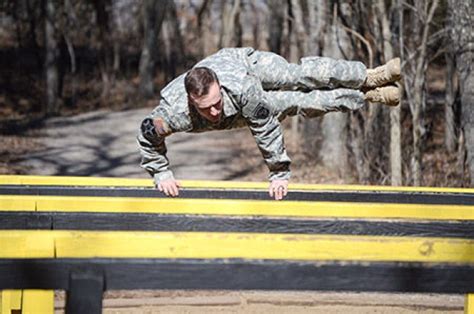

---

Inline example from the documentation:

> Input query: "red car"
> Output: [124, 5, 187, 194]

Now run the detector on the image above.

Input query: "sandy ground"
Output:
[15, 108, 466, 313]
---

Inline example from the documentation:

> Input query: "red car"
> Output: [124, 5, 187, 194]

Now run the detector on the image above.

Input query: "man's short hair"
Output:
[184, 67, 219, 98]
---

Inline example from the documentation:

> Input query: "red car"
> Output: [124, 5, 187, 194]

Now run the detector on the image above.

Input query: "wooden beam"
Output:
[1, 230, 474, 263]
[1, 175, 473, 193]
[2, 212, 474, 239]
[1, 195, 474, 220]
[1, 186, 473, 204]
[1, 258, 473, 293]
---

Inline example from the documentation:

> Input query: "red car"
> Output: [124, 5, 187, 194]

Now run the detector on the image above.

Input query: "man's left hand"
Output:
[269, 179, 288, 201]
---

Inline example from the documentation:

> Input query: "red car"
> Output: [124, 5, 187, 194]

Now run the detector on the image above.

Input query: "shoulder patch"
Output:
[141, 118, 156, 139]
[141, 117, 172, 139]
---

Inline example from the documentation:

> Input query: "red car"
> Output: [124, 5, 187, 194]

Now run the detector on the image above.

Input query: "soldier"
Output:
[138, 47, 401, 200]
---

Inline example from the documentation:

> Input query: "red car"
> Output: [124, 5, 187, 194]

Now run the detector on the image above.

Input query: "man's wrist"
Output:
[153, 171, 175, 186]
[269, 170, 291, 181]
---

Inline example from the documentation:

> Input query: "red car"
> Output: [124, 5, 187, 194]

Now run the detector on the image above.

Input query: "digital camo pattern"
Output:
[137, 47, 367, 184]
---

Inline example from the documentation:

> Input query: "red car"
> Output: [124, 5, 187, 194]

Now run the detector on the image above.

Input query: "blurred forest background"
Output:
[0, 0, 472, 187]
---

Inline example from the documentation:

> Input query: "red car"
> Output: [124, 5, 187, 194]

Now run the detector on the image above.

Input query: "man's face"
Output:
[189, 82, 223, 124]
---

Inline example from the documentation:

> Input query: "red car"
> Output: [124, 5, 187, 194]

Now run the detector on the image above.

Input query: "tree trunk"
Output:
[139, 0, 167, 98]
[166, 0, 185, 75]
[197, 0, 213, 58]
[93, 0, 114, 99]
[302, 0, 326, 155]
[267, 0, 286, 54]
[402, 0, 439, 186]
[44, 0, 59, 116]
[26, 0, 42, 69]
[320, 6, 352, 180]
[375, 0, 401, 186]
[449, 0, 474, 185]
[250, 2, 261, 49]
[289, 0, 307, 144]
[219, 0, 241, 48]
[445, 51, 457, 153]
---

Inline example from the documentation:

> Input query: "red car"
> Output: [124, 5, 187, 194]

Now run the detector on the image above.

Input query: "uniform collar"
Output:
[221, 87, 238, 117]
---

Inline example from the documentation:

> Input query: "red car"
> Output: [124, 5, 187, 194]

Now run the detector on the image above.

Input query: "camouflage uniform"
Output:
[137, 47, 367, 184]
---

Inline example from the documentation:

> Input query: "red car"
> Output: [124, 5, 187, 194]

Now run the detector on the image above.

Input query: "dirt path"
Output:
[19, 107, 260, 180]
[17, 108, 464, 313]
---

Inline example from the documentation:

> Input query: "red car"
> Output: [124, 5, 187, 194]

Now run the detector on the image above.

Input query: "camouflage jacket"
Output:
[137, 48, 291, 184]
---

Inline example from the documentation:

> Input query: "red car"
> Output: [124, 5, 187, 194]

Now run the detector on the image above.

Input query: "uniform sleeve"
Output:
[137, 114, 175, 185]
[240, 75, 291, 181]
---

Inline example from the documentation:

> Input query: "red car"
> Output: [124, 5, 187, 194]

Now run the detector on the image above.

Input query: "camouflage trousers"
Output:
[246, 50, 367, 120]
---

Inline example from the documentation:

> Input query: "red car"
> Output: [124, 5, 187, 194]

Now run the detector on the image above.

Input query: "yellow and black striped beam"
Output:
[0, 230, 473, 293]
[2, 174, 474, 193]
[1, 187, 474, 220]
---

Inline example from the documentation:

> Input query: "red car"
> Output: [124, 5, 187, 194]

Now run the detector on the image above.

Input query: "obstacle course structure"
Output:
[1, 175, 473, 313]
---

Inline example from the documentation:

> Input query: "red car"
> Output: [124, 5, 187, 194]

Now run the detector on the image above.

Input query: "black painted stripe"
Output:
[0, 258, 473, 293]
[2, 212, 474, 238]
[1, 185, 474, 205]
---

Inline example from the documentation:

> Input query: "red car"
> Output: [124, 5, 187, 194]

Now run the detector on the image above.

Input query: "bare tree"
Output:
[44, 0, 60, 115]
[161, 0, 186, 81]
[400, 0, 439, 186]
[448, 0, 474, 185]
[219, 0, 241, 48]
[319, 4, 352, 180]
[139, 0, 167, 98]
[92, 0, 115, 99]
[302, 0, 326, 156]
[62, 0, 78, 107]
[267, 0, 286, 54]
[444, 48, 457, 153]
[375, 0, 402, 186]
[196, 0, 213, 58]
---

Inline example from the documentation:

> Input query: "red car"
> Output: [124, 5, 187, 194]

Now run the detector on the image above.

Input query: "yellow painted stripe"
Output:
[1, 195, 473, 220]
[0, 228, 55, 314]
[22, 290, 53, 314]
[1, 175, 473, 193]
[1, 230, 474, 263]
[0, 175, 152, 188]
[0, 196, 36, 211]
[0, 230, 55, 258]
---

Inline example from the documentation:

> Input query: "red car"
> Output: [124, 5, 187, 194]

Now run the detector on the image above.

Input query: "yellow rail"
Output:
[1, 175, 473, 193]
[1, 230, 474, 263]
[1, 195, 474, 220]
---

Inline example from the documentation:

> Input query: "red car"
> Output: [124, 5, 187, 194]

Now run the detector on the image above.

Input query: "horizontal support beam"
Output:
[1, 186, 473, 204]
[1, 195, 473, 220]
[2, 212, 474, 239]
[2, 175, 473, 194]
[1, 230, 474, 263]
[0, 258, 473, 293]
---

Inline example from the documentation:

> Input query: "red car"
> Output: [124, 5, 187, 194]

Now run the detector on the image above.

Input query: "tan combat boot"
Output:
[364, 58, 401, 88]
[364, 85, 400, 107]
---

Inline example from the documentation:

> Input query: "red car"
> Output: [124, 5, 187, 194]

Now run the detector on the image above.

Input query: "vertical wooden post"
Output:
[66, 269, 104, 314]
[22, 290, 54, 314]
[466, 294, 474, 314]
[1, 290, 22, 314]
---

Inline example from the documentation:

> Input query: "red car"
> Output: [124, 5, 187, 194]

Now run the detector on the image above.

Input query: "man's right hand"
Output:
[157, 179, 181, 197]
